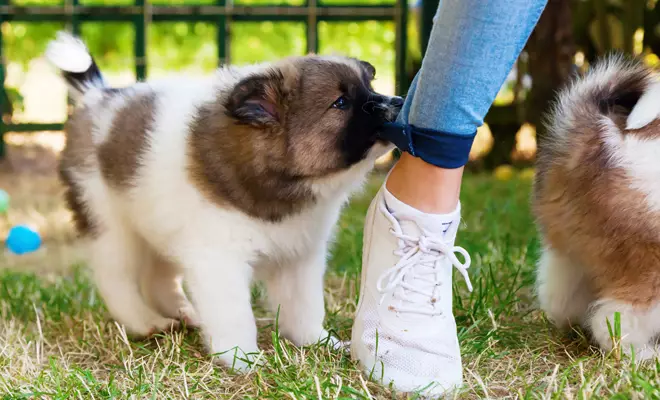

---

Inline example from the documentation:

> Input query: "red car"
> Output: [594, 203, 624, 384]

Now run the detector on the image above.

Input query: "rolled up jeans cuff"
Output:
[380, 122, 476, 169]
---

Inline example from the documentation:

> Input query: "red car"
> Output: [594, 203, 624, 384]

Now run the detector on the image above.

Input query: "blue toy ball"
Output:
[6, 225, 41, 255]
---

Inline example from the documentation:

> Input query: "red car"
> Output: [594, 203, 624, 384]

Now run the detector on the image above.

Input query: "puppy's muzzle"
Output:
[385, 96, 404, 122]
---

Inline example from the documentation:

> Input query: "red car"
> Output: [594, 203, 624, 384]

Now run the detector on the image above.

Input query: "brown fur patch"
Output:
[286, 58, 364, 174]
[625, 118, 660, 137]
[59, 107, 99, 236]
[188, 61, 316, 222]
[98, 90, 157, 188]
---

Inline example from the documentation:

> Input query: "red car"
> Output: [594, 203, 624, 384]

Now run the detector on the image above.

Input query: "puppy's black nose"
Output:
[390, 96, 404, 108]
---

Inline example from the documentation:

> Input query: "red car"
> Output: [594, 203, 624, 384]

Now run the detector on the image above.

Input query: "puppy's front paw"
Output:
[123, 316, 181, 339]
[317, 329, 349, 351]
[286, 327, 347, 351]
[177, 306, 201, 329]
[211, 346, 262, 373]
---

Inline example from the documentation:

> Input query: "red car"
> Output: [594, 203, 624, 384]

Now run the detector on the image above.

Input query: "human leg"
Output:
[352, 0, 547, 395]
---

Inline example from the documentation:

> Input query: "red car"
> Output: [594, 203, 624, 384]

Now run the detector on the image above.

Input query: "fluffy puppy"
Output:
[45, 31, 401, 370]
[534, 55, 660, 359]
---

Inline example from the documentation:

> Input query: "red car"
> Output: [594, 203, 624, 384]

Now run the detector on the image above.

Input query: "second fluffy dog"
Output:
[534, 55, 660, 359]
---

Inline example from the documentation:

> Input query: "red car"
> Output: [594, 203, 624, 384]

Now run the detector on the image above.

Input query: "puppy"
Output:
[45, 31, 401, 370]
[533, 55, 660, 360]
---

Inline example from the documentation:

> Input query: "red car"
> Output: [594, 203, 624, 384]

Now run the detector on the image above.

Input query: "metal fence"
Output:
[0, 0, 408, 155]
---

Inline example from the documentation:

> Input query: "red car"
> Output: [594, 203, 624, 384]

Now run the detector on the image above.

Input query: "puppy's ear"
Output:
[226, 70, 284, 126]
[359, 61, 376, 80]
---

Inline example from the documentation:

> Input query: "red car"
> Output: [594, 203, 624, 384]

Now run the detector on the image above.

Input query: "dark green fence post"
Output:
[65, 0, 80, 112]
[217, 0, 228, 65]
[395, 0, 407, 94]
[135, 0, 147, 80]
[306, 0, 318, 54]
[70, 0, 81, 35]
[0, 0, 7, 158]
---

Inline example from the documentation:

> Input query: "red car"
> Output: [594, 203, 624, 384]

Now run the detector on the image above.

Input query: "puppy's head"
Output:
[190, 55, 402, 221]
[224, 55, 402, 177]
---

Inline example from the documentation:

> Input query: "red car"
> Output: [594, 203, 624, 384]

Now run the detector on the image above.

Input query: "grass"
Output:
[1, 169, 660, 399]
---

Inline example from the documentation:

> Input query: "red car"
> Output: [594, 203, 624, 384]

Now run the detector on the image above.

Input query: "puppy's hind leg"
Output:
[536, 246, 593, 328]
[90, 221, 179, 337]
[140, 250, 200, 327]
[586, 299, 660, 361]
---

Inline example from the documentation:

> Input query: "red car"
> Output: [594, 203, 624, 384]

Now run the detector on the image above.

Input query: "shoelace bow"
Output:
[376, 203, 472, 316]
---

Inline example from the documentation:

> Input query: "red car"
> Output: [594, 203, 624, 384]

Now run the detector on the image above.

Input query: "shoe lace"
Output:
[375, 203, 473, 317]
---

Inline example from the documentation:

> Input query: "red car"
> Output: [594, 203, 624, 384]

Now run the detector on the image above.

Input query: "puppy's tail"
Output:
[545, 55, 656, 148]
[45, 31, 105, 102]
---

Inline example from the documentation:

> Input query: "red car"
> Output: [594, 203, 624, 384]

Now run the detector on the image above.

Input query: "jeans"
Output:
[382, 0, 548, 169]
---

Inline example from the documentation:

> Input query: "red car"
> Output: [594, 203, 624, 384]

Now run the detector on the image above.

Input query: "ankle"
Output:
[385, 153, 463, 214]
[382, 186, 461, 242]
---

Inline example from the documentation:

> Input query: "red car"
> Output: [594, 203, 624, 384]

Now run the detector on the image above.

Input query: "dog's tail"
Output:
[544, 55, 656, 151]
[45, 31, 105, 102]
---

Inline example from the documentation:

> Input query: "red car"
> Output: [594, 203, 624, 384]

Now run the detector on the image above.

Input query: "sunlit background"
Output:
[1, 0, 658, 172]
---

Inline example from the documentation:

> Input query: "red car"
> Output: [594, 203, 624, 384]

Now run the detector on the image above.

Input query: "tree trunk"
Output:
[526, 0, 575, 146]
[622, 0, 644, 55]
[644, 0, 660, 56]
[482, 105, 518, 169]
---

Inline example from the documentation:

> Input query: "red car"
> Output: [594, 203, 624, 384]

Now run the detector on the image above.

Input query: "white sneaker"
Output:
[351, 185, 472, 397]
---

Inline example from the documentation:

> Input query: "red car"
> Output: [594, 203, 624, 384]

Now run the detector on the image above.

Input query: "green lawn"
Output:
[1, 171, 659, 399]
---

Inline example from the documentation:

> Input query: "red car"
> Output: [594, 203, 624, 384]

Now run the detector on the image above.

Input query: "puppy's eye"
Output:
[332, 96, 350, 110]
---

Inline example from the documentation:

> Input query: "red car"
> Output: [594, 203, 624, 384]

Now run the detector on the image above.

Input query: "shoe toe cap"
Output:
[352, 342, 462, 397]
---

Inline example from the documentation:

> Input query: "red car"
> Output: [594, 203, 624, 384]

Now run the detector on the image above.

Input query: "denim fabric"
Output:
[381, 0, 547, 168]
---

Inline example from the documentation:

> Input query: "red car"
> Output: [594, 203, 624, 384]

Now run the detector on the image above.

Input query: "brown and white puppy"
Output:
[46, 32, 401, 370]
[534, 55, 660, 359]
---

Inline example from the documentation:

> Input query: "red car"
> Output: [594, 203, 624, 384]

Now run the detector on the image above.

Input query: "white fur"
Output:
[537, 248, 660, 361]
[45, 31, 104, 102]
[627, 80, 660, 130]
[65, 64, 391, 371]
[45, 31, 92, 73]
[536, 246, 593, 329]
[586, 299, 660, 360]
[603, 132, 660, 214]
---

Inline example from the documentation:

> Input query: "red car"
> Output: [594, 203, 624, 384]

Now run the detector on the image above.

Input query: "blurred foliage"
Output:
[319, 21, 396, 82]
[231, 22, 306, 66]
[3, 0, 656, 170]
[1, 0, 410, 85]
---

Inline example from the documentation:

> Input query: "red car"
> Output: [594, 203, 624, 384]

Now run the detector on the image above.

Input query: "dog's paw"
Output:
[213, 349, 263, 373]
[177, 306, 201, 329]
[123, 316, 180, 339]
[332, 338, 350, 352]
[146, 319, 181, 336]
[314, 329, 349, 351]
